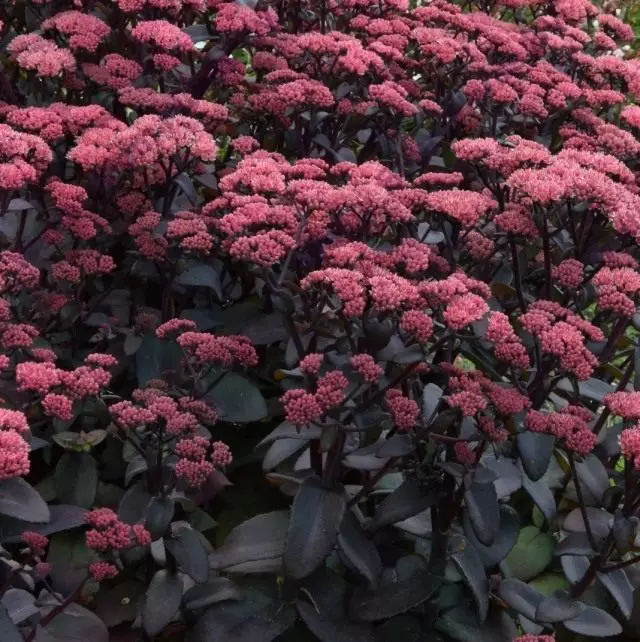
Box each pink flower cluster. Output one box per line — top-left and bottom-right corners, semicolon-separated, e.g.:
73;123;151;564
85;508;151;552
525;406;596;455
593;266;640;317
22;531;48;557
175;436;232;486
281;370;349;426
520;301;603;380
486;312;530;370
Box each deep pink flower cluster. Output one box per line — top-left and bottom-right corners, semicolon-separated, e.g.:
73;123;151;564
385;389;420;431
22;531;48;557
486;312;530;370
42;11;110;52
520;301;602;380
525;406;596;455
85;508;151;552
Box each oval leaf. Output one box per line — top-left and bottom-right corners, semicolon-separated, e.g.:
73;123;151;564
463;505;519;567
0;478;49;523
211;511;289;571
0;603;22;642
204;373;267;424
142;570;183;637
465;481;499;546
54;453;97;509
284;476;346;581
564;605;623;637
338;511;382;588
450;534;489;621
166;527;209;584
349;555;442;622
517;432;555;481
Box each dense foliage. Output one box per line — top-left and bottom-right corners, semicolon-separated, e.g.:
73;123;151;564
1;0;640;639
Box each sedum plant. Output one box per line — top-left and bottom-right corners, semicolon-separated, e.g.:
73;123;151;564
0;0;640;639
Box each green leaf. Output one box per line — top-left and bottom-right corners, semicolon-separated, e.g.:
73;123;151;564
142;570;183;637
54;453;97;508
284;476;346;581
504;526;554;581
0;478;50;523
205;373;267;423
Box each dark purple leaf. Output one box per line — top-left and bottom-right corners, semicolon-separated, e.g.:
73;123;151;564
338;511;382;588
166;527;209;584
498;579;544;620
464;481;499;546
211;511;289;571
54;453;97;509
367;478;437;531
597;567;634;619
183;578;242;611
176;263;222;299
555;532;597;556
142;570;183;637
450;534;489;621
118;484;152;524
0;478;49;523
463;506;519;567
284;477;346;581
0;602;27;641
564;605;623;637
187;582;295;642
204;373;267;424
38;602;108;642
145;496;175;540
2;588;38;624
535;595;581;623
377;434;413;458
517;432;555;481
521;464;556;522
349;555;442;622
93;581;145;627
